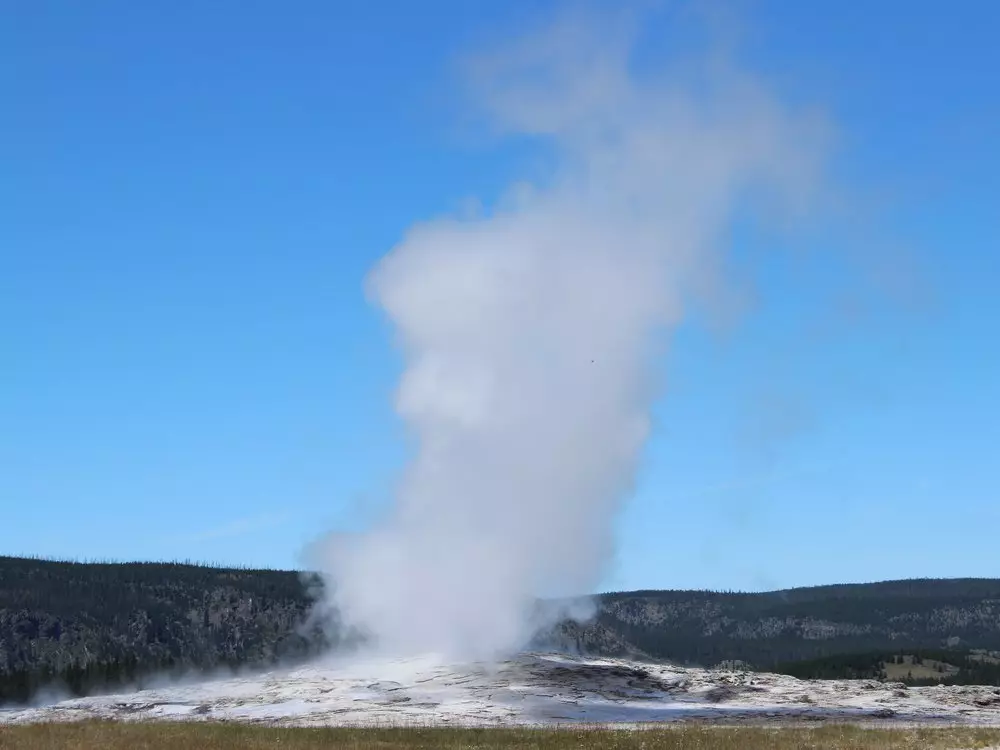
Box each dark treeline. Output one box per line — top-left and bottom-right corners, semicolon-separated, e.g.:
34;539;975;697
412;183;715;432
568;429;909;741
581;579;1000;668
2;653;208;705
4;556;1000;705
0;556;330;705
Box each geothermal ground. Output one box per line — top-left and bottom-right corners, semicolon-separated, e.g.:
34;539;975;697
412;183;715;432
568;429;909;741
3;653;1000;727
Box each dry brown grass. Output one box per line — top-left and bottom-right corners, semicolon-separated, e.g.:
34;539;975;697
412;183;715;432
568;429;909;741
2;722;1000;750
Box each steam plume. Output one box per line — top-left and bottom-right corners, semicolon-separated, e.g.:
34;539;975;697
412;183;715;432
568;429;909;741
311;9;829;661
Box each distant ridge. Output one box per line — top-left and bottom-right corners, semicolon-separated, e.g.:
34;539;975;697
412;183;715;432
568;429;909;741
605;576;1000;598
3;555;1000;704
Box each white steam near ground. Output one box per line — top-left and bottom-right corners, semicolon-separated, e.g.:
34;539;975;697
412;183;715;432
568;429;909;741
308;9;832;662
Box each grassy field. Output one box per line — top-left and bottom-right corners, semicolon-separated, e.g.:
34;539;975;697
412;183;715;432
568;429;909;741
3;722;1000;750
883;655;961;682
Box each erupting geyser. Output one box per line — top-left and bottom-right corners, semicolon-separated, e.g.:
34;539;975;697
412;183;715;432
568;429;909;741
309;10;830;661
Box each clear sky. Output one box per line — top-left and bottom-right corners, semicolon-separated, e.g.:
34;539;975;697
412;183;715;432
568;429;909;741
2;0;997;592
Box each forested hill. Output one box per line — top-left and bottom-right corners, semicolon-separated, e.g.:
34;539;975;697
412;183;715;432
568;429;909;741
3;555;1000;704
549;578;1000;668
0;556;329;704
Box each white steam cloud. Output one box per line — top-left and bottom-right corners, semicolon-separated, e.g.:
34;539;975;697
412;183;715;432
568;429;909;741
311;9;830;661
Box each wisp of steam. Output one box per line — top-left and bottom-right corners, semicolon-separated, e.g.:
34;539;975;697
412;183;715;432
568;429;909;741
310;11;830;662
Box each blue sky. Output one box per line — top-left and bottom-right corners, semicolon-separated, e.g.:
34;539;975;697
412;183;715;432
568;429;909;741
2;0;997;592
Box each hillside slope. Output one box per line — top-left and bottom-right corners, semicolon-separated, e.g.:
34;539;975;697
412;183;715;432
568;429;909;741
566;580;1000;667
0;557;328;702
3;556;1000;704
